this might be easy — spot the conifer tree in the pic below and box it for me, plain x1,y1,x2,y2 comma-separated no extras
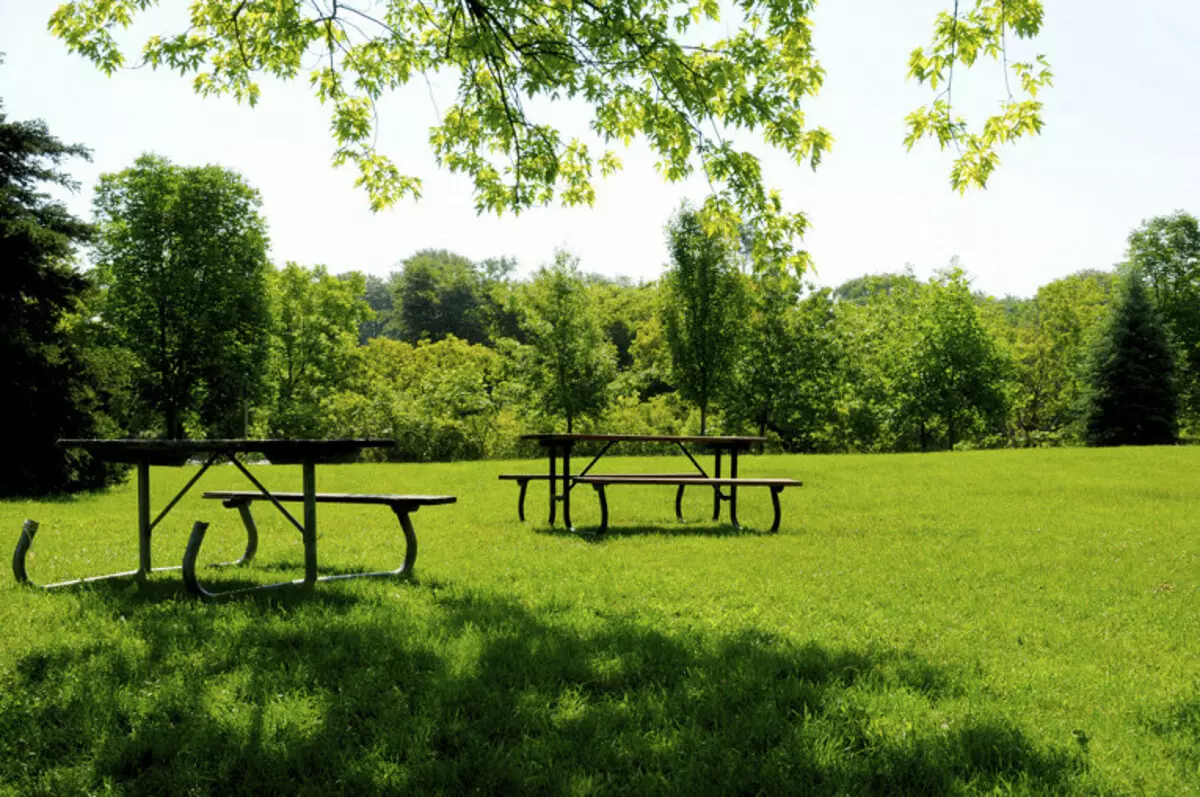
1083,272,1178,446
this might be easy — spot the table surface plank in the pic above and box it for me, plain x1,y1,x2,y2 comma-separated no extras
58,439,393,465
203,490,456,506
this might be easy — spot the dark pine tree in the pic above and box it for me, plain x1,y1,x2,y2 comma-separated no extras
1083,272,1179,447
0,92,118,495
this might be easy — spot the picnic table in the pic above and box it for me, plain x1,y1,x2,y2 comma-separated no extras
500,433,800,533
12,438,450,597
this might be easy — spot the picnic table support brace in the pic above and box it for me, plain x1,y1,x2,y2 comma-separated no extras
229,457,307,535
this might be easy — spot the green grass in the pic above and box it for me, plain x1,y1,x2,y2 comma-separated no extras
0,447,1197,795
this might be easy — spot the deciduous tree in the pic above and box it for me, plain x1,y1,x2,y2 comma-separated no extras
519,251,616,432
92,154,272,438
393,250,493,344
660,204,746,435
270,263,371,437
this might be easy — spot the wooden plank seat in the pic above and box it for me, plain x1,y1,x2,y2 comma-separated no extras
498,473,699,521
184,491,455,599
572,476,801,534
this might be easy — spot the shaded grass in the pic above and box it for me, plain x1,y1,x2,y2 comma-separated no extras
0,447,1198,794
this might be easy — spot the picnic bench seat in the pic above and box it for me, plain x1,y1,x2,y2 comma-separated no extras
183,491,455,599
498,473,698,521
572,476,801,534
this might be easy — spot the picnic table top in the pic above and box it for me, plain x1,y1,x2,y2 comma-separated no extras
58,438,393,466
520,433,767,446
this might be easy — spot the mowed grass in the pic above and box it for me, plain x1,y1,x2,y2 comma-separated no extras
0,447,1197,795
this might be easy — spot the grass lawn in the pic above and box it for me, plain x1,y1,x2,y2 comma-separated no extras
0,447,1197,795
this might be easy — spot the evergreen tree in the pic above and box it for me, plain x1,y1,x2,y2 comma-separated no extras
0,93,119,494
1083,272,1178,446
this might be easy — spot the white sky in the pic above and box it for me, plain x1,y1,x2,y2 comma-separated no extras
2,0,1198,297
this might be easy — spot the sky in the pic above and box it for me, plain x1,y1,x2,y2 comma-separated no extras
2,0,1198,298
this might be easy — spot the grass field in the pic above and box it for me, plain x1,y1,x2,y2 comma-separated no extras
0,447,1197,795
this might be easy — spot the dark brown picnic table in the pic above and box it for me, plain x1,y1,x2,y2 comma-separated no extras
517,433,769,532
15,439,393,593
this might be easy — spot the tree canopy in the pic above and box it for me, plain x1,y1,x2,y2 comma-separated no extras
50,0,1049,273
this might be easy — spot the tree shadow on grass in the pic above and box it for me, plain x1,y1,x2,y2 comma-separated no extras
0,585,1087,795
1141,695,1200,779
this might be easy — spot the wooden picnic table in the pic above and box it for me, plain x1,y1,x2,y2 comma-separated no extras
517,433,768,532
15,439,392,591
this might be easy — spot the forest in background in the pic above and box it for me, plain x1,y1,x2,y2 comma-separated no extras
9,130,1197,496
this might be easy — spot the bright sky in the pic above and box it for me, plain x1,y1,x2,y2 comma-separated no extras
2,0,1198,297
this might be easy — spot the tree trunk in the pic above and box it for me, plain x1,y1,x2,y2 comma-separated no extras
919,418,928,452
700,403,708,436
758,418,766,455
567,413,573,434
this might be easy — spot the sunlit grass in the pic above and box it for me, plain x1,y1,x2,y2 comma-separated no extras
1,447,1197,794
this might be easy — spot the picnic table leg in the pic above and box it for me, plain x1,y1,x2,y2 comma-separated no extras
675,484,686,522
590,483,609,533
228,500,259,565
302,460,318,587
137,458,152,581
389,507,419,575
516,478,529,522
769,487,783,533
729,449,742,530
181,522,214,598
562,442,574,531
712,450,722,521
12,520,37,584
548,446,558,525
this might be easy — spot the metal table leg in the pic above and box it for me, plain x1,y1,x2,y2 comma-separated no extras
302,460,318,587
562,442,574,531
712,449,722,521
548,446,558,525
729,448,742,530
137,458,151,580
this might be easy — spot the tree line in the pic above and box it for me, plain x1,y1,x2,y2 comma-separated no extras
6,104,1194,497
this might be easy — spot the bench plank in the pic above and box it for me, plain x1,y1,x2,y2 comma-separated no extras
575,476,800,487
498,473,699,480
